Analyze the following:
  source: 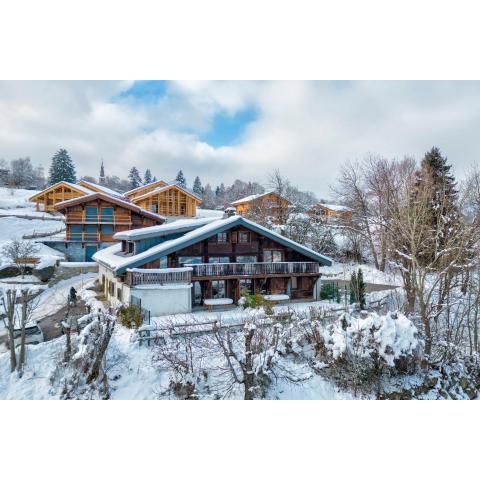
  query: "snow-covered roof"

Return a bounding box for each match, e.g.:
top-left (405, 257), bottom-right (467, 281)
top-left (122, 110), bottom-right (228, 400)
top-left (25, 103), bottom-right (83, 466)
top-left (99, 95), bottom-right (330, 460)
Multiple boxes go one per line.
top-left (131, 182), bottom-right (203, 203)
top-left (29, 181), bottom-right (94, 200)
top-left (230, 191), bottom-right (285, 206)
top-left (123, 179), bottom-right (168, 197)
top-left (77, 180), bottom-right (123, 198)
top-left (318, 203), bottom-right (351, 212)
top-left (93, 215), bottom-right (332, 274)
top-left (54, 192), bottom-right (166, 222)
top-left (114, 217), bottom-right (217, 241)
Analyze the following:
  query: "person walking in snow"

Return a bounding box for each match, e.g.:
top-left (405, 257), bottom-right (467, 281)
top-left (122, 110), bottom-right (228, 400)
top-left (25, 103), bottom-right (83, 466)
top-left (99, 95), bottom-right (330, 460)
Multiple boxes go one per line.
top-left (69, 286), bottom-right (77, 306)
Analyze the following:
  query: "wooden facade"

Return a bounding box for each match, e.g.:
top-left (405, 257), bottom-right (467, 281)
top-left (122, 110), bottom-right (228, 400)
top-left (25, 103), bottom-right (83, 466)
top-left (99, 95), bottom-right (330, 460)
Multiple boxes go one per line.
top-left (131, 184), bottom-right (202, 217)
top-left (231, 192), bottom-right (289, 219)
top-left (55, 193), bottom-right (164, 243)
top-left (123, 179), bottom-right (168, 200)
top-left (29, 182), bottom-right (91, 212)
top-left (309, 203), bottom-right (352, 221)
top-left (120, 223), bottom-right (321, 305)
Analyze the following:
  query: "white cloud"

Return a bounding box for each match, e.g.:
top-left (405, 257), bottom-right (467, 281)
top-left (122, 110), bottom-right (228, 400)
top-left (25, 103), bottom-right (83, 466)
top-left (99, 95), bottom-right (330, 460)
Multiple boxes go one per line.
top-left (0, 80), bottom-right (479, 197)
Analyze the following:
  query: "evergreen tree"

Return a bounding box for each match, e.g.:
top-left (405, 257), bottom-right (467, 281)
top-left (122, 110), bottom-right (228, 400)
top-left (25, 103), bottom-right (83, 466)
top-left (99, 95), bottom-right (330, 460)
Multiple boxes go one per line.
top-left (350, 270), bottom-right (357, 305)
top-left (144, 168), bottom-right (153, 185)
top-left (152, 175), bottom-right (158, 182)
top-left (193, 176), bottom-right (203, 196)
top-left (175, 170), bottom-right (187, 188)
top-left (357, 268), bottom-right (366, 309)
top-left (48, 149), bottom-right (76, 185)
top-left (128, 167), bottom-right (142, 189)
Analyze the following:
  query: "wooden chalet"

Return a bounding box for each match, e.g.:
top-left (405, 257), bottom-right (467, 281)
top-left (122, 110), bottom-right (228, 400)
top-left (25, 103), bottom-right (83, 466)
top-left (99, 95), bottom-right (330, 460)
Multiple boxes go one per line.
top-left (309, 203), bottom-right (352, 221)
top-left (130, 183), bottom-right (202, 217)
top-left (51, 192), bottom-right (165, 261)
top-left (77, 179), bottom-right (123, 198)
top-left (94, 215), bottom-right (332, 314)
top-left (123, 179), bottom-right (168, 200)
top-left (230, 191), bottom-right (289, 220)
top-left (29, 181), bottom-right (94, 212)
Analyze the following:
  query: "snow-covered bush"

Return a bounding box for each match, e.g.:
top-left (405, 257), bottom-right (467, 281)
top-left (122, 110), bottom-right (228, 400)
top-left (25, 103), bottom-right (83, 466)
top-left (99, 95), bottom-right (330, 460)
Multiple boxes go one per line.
top-left (323, 311), bottom-right (421, 368)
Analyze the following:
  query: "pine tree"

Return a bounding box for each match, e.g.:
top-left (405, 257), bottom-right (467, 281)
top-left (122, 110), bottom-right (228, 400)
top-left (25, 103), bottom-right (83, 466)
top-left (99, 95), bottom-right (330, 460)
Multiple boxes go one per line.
top-left (152, 176), bottom-right (158, 182)
top-left (193, 176), bottom-right (203, 196)
top-left (350, 270), bottom-right (357, 305)
top-left (144, 169), bottom-right (152, 185)
top-left (175, 170), bottom-right (187, 188)
top-left (48, 149), bottom-right (76, 185)
top-left (357, 268), bottom-right (366, 309)
top-left (128, 167), bottom-right (142, 189)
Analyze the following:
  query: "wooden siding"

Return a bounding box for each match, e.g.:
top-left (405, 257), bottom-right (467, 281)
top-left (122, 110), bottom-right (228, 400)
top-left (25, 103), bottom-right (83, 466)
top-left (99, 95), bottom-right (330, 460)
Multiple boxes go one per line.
top-left (132, 185), bottom-right (200, 217)
top-left (233, 192), bottom-right (289, 218)
top-left (124, 179), bottom-right (168, 200)
top-left (30, 183), bottom-right (88, 212)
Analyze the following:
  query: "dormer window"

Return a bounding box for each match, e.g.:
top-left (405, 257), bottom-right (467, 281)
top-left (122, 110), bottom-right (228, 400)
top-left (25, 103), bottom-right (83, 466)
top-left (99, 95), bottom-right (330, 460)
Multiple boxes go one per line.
top-left (126, 241), bottom-right (135, 254)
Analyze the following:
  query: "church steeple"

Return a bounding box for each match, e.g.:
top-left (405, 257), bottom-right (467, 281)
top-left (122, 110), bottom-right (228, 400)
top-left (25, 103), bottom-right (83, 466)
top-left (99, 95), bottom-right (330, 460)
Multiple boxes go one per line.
top-left (99, 159), bottom-right (105, 185)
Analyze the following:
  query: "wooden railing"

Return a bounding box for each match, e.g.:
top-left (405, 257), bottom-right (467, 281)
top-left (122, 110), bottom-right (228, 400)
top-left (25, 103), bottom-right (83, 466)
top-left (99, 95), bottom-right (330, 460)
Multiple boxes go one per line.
top-left (67, 213), bottom-right (132, 224)
top-left (190, 262), bottom-right (320, 277)
top-left (126, 268), bottom-right (192, 286)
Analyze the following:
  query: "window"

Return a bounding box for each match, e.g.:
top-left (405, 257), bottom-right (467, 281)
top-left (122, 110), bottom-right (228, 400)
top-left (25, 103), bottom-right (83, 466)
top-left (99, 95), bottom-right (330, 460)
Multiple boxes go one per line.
top-left (264, 250), bottom-right (283, 263)
top-left (211, 280), bottom-right (226, 299)
top-left (208, 257), bottom-right (230, 263)
top-left (101, 225), bottom-right (113, 236)
top-left (85, 224), bottom-right (98, 241)
top-left (216, 232), bottom-right (229, 243)
top-left (126, 241), bottom-right (135, 254)
top-left (85, 207), bottom-right (98, 221)
top-left (117, 288), bottom-right (122, 301)
top-left (179, 256), bottom-right (202, 265)
top-left (69, 224), bottom-right (82, 240)
top-left (238, 231), bottom-right (250, 243)
top-left (239, 279), bottom-right (253, 296)
top-left (291, 277), bottom-right (298, 289)
top-left (236, 255), bottom-right (257, 263)
top-left (101, 207), bottom-right (113, 222)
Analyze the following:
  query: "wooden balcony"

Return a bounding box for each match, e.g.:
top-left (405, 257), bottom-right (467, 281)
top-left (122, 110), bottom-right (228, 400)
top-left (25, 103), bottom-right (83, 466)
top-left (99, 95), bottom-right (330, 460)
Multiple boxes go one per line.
top-left (67, 213), bottom-right (132, 224)
top-left (125, 268), bottom-right (192, 286)
top-left (190, 262), bottom-right (321, 279)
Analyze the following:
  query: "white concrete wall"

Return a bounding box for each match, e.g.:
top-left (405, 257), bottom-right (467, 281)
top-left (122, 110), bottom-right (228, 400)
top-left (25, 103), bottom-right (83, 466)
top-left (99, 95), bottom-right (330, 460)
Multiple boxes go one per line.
top-left (99, 265), bottom-right (130, 304)
top-left (130, 284), bottom-right (192, 316)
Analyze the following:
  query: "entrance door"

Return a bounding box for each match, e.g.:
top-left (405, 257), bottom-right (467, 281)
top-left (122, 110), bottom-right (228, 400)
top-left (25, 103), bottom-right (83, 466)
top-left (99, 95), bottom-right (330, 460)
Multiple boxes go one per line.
top-left (85, 245), bottom-right (98, 261)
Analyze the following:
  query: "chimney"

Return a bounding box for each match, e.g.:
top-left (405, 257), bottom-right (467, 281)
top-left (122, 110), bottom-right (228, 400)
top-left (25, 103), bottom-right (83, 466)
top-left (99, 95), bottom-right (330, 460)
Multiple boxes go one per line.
top-left (224, 207), bottom-right (237, 218)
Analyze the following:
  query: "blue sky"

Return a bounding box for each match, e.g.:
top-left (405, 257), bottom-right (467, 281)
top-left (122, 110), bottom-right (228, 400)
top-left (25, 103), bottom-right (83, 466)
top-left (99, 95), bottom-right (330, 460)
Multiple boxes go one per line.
top-left (2, 80), bottom-right (480, 197)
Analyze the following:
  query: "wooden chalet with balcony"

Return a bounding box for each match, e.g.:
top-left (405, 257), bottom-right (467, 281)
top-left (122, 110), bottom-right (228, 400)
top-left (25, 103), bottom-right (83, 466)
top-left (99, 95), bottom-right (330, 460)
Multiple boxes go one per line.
top-left (230, 191), bottom-right (289, 222)
top-left (41, 192), bottom-right (165, 261)
top-left (29, 181), bottom-right (94, 212)
top-left (93, 215), bottom-right (332, 316)
top-left (130, 183), bottom-right (203, 218)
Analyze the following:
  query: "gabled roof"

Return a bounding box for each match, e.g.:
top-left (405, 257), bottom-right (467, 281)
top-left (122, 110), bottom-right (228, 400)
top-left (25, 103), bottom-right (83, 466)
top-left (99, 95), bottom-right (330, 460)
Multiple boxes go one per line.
top-left (114, 217), bottom-right (216, 241)
top-left (230, 190), bottom-right (288, 206)
top-left (93, 215), bottom-right (332, 274)
top-left (317, 203), bottom-right (351, 213)
top-left (77, 180), bottom-right (123, 198)
top-left (123, 179), bottom-right (168, 197)
top-left (29, 181), bottom-right (94, 201)
top-left (54, 192), bottom-right (166, 223)
top-left (130, 182), bottom-right (203, 203)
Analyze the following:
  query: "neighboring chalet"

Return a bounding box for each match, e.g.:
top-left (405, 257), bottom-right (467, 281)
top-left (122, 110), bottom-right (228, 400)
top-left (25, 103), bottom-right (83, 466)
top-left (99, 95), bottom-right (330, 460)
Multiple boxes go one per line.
top-left (123, 179), bottom-right (169, 201)
top-left (130, 182), bottom-right (203, 218)
top-left (310, 203), bottom-right (352, 221)
top-left (77, 179), bottom-right (123, 198)
top-left (29, 181), bottom-right (94, 212)
top-left (230, 191), bottom-right (289, 220)
top-left (93, 214), bottom-right (332, 316)
top-left (42, 192), bottom-right (165, 261)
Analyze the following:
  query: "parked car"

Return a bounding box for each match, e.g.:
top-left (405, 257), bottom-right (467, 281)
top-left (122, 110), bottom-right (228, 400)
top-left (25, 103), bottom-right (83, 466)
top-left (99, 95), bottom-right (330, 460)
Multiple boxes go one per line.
top-left (11, 322), bottom-right (44, 347)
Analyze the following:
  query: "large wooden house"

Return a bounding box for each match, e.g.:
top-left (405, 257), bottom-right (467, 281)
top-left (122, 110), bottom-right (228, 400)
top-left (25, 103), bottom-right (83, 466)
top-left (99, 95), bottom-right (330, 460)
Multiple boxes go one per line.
top-left (123, 179), bottom-right (169, 201)
top-left (309, 203), bottom-right (352, 221)
top-left (130, 183), bottom-right (203, 217)
top-left (230, 191), bottom-right (289, 220)
top-left (29, 181), bottom-right (94, 212)
top-left (93, 214), bottom-right (332, 315)
top-left (42, 192), bottom-right (165, 261)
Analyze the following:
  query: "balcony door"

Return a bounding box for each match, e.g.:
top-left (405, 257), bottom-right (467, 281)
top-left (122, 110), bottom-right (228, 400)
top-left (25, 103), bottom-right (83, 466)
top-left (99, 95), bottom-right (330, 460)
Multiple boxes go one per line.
top-left (85, 206), bottom-right (98, 222)
top-left (101, 207), bottom-right (113, 222)
top-left (85, 224), bottom-right (98, 241)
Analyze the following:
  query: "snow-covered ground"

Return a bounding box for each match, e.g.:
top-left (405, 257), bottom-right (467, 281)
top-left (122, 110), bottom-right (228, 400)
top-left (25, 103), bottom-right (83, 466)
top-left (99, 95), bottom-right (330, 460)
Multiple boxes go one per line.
top-left (196, 208), bottom-right (224, 219)
top-left (321, 262), bottom-right (401, 286)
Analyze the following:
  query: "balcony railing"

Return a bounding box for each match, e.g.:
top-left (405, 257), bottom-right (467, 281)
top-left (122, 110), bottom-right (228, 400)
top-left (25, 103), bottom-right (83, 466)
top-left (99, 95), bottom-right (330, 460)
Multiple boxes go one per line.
top-left (126, 268), bottom-right (192, 286)
top-left (67, 232), bottom-right (101, 241)
top-left (190, 262), bottom-right (320, 278)
top-left (67, 213), bottom-right (132, 224)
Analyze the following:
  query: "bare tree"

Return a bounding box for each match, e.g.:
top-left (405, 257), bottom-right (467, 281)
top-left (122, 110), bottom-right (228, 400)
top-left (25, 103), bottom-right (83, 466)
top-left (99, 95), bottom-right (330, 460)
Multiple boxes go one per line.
top-left (2, 239), bottom-right (40, 278)
top-left (1, 290), bottom-right (18, 372)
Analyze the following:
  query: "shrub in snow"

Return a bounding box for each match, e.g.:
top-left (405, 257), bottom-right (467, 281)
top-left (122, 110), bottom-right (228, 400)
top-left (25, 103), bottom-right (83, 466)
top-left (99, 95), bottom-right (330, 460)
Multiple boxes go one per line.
top-left (322, 311), bottom-right (421, 369)
top-left (117, 304), bottom-right (144, 330)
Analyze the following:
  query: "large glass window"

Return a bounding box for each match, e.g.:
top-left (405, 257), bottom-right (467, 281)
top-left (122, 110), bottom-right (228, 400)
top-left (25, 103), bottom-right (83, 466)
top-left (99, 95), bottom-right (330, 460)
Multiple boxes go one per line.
top-left (208, 257), bottom-right (230, 263)
top-left (236, 255), bottom-right (257, 263)
top-left (179, 256), bottom-right (203, 265)
top-left (264, 250), bottom-right (283, 262)
top-left (238, 231), bottom-right (250, 243)
top-left (216, 232), bottom-right (229, 243)
top-left (101, 224), bottom-right (113, 236)
top-left (69, 224), bottom-right (82, 240)
top-left (85, 224), bottom-right (98, 241)
top-left (239, 279), bottom-right (253, 296)
top-left (101, 207), bottom-right (113, 222)
top-left (211, 280), bottom-right (226, 299)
